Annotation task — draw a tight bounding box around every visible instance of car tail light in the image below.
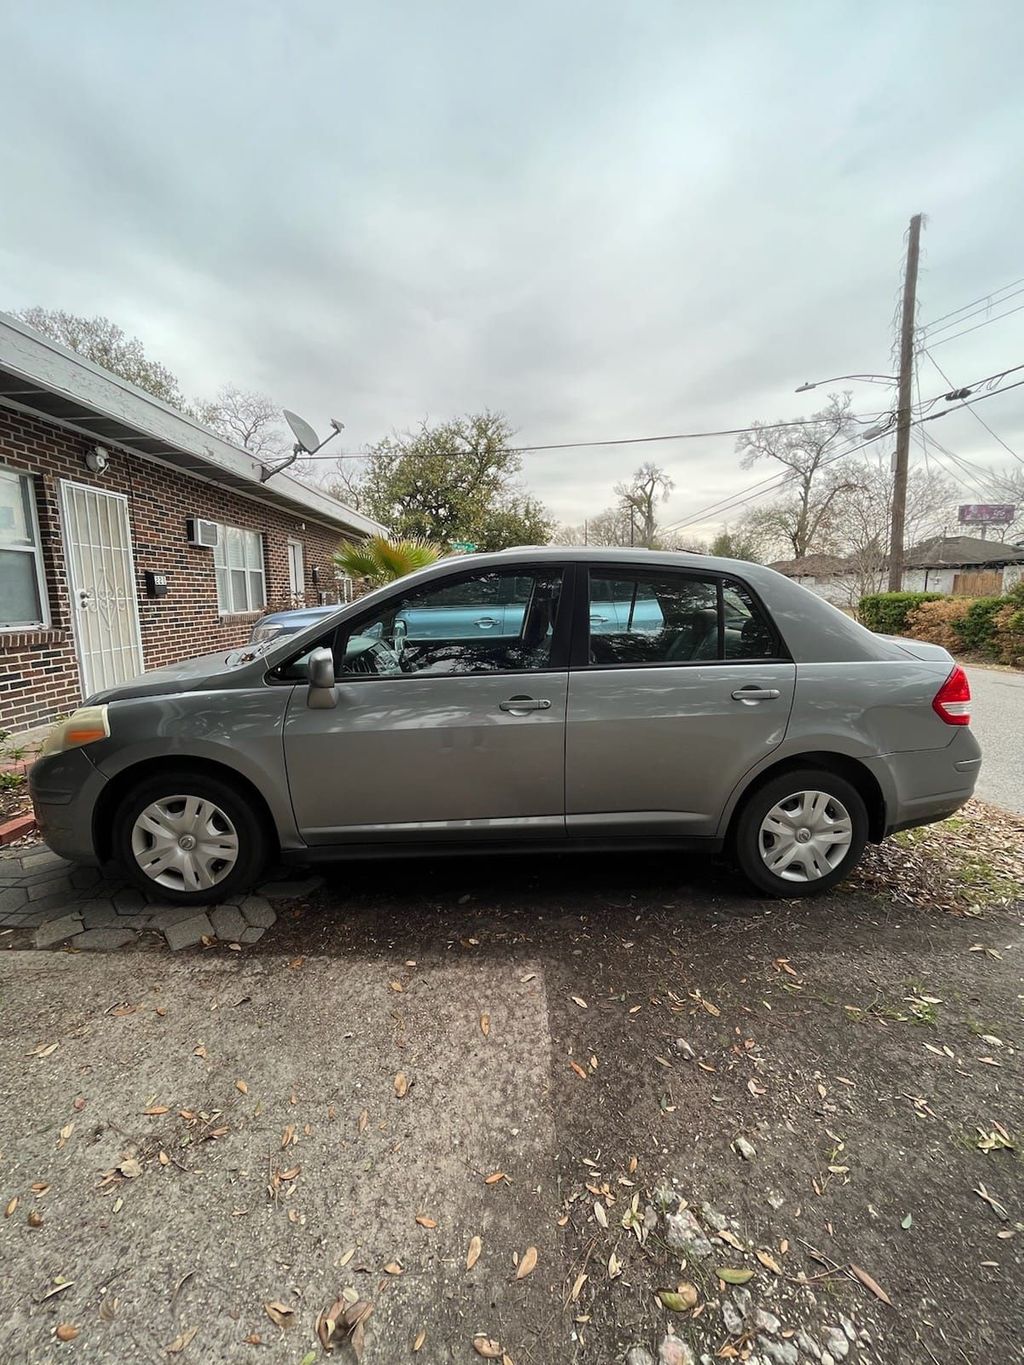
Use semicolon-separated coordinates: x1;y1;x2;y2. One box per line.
932;665;971;725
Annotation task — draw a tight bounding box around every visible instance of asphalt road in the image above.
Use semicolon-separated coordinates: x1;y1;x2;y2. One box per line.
965;665;1024;814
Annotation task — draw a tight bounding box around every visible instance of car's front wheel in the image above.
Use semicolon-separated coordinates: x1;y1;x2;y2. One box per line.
113;770;266;905
733;768;868;897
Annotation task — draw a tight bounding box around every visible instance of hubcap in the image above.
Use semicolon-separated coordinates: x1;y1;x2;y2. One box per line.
757;790;853;883
130;794;239;893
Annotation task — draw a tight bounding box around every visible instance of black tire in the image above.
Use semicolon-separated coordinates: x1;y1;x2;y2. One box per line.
733;767;868;898
113;769;268;906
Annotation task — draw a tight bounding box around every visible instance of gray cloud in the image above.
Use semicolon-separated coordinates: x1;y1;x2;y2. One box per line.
2;0;1023;533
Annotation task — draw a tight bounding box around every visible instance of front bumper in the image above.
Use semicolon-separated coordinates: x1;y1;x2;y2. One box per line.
29;747;108;866
867;726;983;837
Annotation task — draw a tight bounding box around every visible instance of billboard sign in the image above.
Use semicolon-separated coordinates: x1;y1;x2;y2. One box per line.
958;504;1016;526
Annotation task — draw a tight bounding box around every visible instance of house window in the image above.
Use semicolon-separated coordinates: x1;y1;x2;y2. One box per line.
213;525;266;614
287;539;305;600
0;466;50;630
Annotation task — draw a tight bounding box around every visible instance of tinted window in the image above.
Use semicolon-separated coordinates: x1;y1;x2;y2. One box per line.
585;570;782;666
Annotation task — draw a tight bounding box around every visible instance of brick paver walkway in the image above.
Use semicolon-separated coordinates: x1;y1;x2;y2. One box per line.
0;845;321;951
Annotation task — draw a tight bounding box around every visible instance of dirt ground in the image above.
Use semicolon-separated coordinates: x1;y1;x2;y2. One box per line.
1;829;1022;1365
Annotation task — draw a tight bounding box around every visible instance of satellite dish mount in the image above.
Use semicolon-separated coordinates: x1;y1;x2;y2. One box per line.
260;411;346;481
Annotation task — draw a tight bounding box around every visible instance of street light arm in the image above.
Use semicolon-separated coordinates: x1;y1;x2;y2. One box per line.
795;373;899;392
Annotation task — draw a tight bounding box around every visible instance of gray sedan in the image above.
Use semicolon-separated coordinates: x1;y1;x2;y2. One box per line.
30;548;981;904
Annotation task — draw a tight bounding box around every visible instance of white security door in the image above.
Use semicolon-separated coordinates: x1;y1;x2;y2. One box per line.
287;538;304;602
60;481;145;698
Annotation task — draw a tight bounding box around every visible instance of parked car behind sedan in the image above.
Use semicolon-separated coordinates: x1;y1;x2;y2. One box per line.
32;548;981;906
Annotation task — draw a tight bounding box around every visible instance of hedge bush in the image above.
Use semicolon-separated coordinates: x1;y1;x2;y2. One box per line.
857;591;944;634
865;582;1024;665
904;598;970;651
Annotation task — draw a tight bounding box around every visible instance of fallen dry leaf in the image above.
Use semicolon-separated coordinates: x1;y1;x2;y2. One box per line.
337;1247;356;1267
594;1201;608;1229
608;1250;622;1280
394;1072;409;1098
55;1324;79;1343
389;980;403;992
4;1196;18;1218
281;1125;296;1149
279;1165;300;1182
27;1210;43;1228
572;996;588;1009
165;1325;198;1354
467;1234;482;1269
473;1336;503;1359
716;1267;754;1285
413;1328;427;1352
358;1109;368;1134
143;1105;170;1116
383;1261;403;1275
755;1249;782;1274
193;1045;206;1058
480;1013;490;1037
264;1301;294;1328
415;1214;437;1229
569;1270;588;1303
569;1060;588;1080
235;1079;248;1095
516;1246;538;1280
484;1171;506;1185
850;1262;893;1307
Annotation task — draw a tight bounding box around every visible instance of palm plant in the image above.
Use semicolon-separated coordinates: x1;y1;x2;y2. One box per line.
333;534;442;587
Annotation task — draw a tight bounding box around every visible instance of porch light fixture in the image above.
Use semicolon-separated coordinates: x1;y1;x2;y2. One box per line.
85;445;110;473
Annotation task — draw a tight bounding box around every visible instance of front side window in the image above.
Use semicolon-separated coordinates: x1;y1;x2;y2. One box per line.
0;466;49;629
339;567;565;677
214;525;266;613
586;569;781;666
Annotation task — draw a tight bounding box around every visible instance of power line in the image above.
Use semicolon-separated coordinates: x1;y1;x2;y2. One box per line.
660;372;1024;536
922;349;1024;467
926;300;1024;349
921;282;1024;338
922;277;1024;331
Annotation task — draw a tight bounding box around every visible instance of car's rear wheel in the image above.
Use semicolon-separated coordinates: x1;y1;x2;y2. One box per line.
733;768;868;897
113;771;266;905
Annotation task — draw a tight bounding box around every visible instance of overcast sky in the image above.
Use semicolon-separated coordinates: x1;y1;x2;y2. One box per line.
2;1;1023;536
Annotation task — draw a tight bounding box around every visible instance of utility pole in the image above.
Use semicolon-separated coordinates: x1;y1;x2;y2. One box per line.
887;212;923;590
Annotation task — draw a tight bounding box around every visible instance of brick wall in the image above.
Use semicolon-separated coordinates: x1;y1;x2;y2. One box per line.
1;407;351;732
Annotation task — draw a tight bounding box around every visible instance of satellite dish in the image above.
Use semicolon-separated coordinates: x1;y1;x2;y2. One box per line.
282;409;322;454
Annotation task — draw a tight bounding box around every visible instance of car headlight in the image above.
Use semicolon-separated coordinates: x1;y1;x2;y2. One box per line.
251;623;284;644
40;705;111;757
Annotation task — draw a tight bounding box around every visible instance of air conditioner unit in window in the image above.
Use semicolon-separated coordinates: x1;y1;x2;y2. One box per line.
187;518;220;548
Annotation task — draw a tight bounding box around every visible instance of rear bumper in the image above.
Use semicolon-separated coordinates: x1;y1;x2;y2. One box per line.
867;727;983;837
28;748;107;866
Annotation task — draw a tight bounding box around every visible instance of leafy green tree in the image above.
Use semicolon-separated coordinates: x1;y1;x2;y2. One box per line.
334;412;552;550
13;307;188;408
708;526;766;562
333;535;442;586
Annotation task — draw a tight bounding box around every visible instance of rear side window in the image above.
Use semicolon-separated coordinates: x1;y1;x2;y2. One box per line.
585;569;782;666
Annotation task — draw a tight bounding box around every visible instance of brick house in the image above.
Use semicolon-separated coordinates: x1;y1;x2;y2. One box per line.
0;312;386;733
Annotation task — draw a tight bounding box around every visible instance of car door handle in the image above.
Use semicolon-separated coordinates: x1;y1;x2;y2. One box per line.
475;616;499;628
731;687;781;702
589;613;609;623
499;696;551;713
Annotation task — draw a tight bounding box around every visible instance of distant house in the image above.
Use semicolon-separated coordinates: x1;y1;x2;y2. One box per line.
903;535;1024;596
0;312;387;733
769;536;1024;608
767;553;858;607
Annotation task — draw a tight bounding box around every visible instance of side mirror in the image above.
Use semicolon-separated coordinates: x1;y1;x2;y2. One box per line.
306;646;337;709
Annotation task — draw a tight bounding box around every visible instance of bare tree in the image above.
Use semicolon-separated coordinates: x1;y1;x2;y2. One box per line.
13;307;186;408
194;384;289;457
738;394;861;559
614;462;674;547
836;456;957;602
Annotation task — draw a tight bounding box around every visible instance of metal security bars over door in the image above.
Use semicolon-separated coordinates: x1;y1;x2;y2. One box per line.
59;480;145;698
